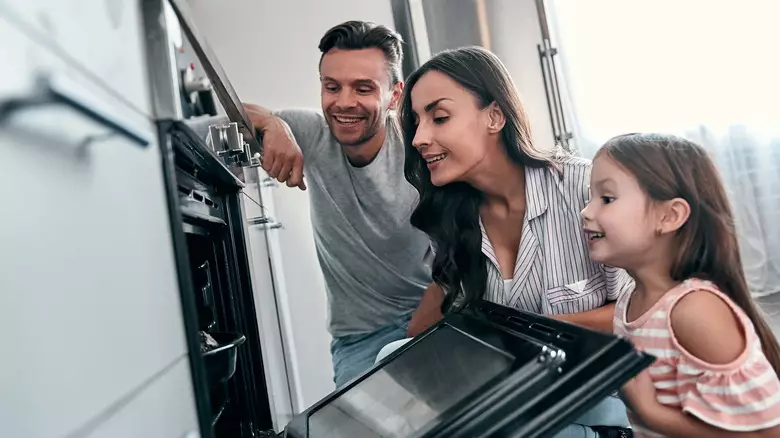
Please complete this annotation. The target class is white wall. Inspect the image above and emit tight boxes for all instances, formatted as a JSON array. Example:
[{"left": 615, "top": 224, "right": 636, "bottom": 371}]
[
  {"left": 187, "top": 0, "right": 395, "bottom": 411},
  {"left": 410, "top": 0, "right": 555, "bottom": 151},
  {"left": 485, "top": 0, "right": 556, "bottom": 151}
]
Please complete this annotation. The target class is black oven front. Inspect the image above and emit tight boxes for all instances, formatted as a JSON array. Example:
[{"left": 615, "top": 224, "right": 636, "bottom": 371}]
[{"left": 158, "top": 119, "right": 275, "bottom": 438}]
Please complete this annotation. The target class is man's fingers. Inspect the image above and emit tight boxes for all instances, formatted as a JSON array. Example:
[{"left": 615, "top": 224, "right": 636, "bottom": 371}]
[
  {"left": 268, "top": 156, "right": 284, "bottom": 178},
  {"left": 287, "top": 158, "right": 304, "bottom": 187},
  {"left": 262, "top": 148, "right": 276, "bottom": 173},
  {"left": 277, "top": 159, "right": 294, "bottom": 183}
]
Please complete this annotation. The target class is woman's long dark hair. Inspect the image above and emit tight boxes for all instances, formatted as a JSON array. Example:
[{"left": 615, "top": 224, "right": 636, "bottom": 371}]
[
  {"left": 400, "top": 46, "right": 555, "bottom": 312},
  {"left": 599, "top": 133, "right": 780, "bottom": 374}
]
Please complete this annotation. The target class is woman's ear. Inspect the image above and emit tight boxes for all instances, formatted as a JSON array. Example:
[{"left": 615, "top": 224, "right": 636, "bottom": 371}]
[
  {"left": 486, "top": 102, "right": 506, "bottom": 134},
  {"left": 659, "top": 198, "right": 691, "bottom": 235}
]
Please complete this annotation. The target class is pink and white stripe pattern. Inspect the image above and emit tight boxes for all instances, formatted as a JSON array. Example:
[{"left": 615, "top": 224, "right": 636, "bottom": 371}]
[{"left": 614, "top": 279, "right": 780, "bottom": 437}]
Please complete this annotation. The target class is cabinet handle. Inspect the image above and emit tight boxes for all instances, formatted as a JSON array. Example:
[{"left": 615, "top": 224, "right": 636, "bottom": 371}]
[
  {"left": 247, "top": 216, "right": 283, "bottom": 230},
  {"left": 0, "top": 74, "right": 149, "bottom": 148}
]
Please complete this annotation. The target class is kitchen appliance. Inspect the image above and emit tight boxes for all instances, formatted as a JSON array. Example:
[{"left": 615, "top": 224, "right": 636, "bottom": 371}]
[
  {"left": 283, "top": 300, "right": 654, "bottom": 438},
  {"left": 142, "top": 0, "right": 281, "bottom": 433},
  {"left": 156, "top": 117, "right": 275, "bottom": 436}
]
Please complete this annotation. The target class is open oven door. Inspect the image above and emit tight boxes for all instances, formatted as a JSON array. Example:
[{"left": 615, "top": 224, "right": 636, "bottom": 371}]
[{"left": 282, "top": 300, "right": 654, "bottom": 438}]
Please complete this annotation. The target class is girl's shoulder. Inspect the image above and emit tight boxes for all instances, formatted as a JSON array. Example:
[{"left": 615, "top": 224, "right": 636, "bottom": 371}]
[
  {"left": 656, "top": 279, "right": 780, "bottom": 432},
  {"left": 665, "top": 279, "right": 760, "bottom": 370}
]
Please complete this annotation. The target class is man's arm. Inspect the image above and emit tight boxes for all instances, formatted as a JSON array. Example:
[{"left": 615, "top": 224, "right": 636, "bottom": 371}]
[
  {"left": 243, "top": 103, "right": 306, "bottom": 190},
  {"left": 553, "top": 302, "right": 615, "bottom": 333},
  {"left": 408, "top": 283, "right": 445, "bottom": 337}
]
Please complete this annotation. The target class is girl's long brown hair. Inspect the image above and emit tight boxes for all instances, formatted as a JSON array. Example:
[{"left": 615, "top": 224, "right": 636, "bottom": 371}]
[{"left": 598, "top": 133, "right": 780, "bottom": 374}]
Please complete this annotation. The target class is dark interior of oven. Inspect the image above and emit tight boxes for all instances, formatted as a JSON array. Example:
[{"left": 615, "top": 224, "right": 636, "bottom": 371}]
[{"left": 159, "top": 120, "right": 274, "bottom": 438}]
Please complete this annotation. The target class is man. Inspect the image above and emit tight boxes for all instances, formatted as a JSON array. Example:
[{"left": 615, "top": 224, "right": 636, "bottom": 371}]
[{"left": 243, "top": 21, "right": 431, "bottom": 388}]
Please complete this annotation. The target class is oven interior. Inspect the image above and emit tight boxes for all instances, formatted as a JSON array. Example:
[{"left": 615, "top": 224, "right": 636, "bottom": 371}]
[{"left": 161, "top": 119, "right": 275, "bottom": 437}]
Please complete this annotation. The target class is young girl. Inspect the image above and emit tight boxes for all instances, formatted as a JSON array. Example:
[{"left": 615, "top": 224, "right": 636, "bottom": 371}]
[{"left": 581, "top": 133, "right": 780, "bottom": 437}]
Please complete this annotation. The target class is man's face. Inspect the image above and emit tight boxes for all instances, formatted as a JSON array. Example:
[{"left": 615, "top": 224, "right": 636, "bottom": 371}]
[{"left": 320, "top": 48, "right": 402, "bottom": 146}]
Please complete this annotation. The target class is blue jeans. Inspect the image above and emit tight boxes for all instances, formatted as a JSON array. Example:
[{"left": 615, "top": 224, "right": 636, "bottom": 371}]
[
  {"left": 330, "top": 311, "right": 412, "bottom": 388},
  {"left": 552, "top": 395, "right": 629, "bottom": 437}
]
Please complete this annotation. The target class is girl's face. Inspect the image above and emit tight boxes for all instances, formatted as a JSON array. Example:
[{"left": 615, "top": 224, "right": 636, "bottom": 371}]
[
  {"left": 580, "top": 154, "right": 660, "bottom": 270},
  {"left": 409, "top": 71, "right": 500, "bottom": 187}
]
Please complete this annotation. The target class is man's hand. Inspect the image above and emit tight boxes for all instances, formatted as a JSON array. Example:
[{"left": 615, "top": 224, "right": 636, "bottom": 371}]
[{"left": 243, "top": 103, "right": 306, "bottom": 190}]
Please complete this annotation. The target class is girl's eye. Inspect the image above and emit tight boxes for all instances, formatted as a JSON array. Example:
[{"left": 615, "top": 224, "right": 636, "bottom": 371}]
[
  {"left": 433, "top": 116, "right": 449, "bottom": 124},
  {"left": 601, "top": 196, "right": 615, "bottom": 204}
]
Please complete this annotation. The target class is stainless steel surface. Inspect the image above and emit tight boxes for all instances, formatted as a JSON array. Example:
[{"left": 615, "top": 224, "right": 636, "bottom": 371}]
[
  {"left": 208, "top": 121, "right": 254, "bottom": 167},
  {"left": 247, "top": 216, "right": 283, "bottom": 230},
  {"left": 166, "top": 0, "right": 264, "bottom": 161},
  {"left": 182, "top": 66, "right": 212, "bottom": 95},
  {"left": 535, "top": 0, "right": 573, "bottom": 152},
  {"left": 141, "top": 0, "right": 184, "bottom": 120}
]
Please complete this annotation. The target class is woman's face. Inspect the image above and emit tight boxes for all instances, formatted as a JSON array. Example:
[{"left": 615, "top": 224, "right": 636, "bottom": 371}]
[{"left": 409, "top": 71, "right": 498, "bottom": 187}]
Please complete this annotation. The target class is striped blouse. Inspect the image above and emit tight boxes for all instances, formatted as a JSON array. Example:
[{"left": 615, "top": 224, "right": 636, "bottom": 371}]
[
  {"left": 479, "top": 156, "right": 633, "bottom": 314},
  {"left": 614, "top": 278, "right": 780, "bottom": 436}
]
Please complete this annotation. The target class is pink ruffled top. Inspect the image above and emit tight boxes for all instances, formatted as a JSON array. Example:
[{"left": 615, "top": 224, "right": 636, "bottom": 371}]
[{"left": 614, "top": 278, "right": 780, "bottom": 437}]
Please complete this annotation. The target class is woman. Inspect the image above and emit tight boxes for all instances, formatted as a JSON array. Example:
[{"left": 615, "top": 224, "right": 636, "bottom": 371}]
[{"left": 397, "top": 46, "right": 634, "bottom": 438}]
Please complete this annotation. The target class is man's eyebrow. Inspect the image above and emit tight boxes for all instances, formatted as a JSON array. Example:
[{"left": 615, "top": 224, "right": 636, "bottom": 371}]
[
  {"left": 353, "top": 79, "right": 379, "bottom": 87},
  {"left": 320, "top": 76, "right": 378, "bottom": 87}
]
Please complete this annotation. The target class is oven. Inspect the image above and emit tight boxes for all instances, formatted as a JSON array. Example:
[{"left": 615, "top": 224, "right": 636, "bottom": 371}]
[
  {"left": 142, "top": 0, "right": 279, "bottom": 436},
  {"left": 158, "top": 119, "right": 275, "bottom": 436}
]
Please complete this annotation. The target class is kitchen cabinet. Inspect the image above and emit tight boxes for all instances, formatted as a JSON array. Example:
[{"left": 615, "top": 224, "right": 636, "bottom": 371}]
[
  {"left": 0, "top": 10, "right": 198, "bottom": 438},
  {"left": 80, "top": 358, "right": 199, "bottom": 438},
  {"left": 0, "top": 0, "right": 153, "bottom": 115},
  {"left": 242, "top": 167, "right": 297, "bottom": 431}
]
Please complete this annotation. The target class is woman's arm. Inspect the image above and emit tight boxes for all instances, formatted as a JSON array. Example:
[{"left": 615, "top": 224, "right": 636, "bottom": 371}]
[{"left": 553, "top": 302, "right": 615, "bottom": 333}]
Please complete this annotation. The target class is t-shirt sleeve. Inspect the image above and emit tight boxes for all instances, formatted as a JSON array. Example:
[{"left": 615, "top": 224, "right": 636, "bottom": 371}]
[
  {"left": 272, "top": 108, "right": 329, "bottom": 162},
  {"left": 423, "top": 241, "right": 435, "bottom": 270}
]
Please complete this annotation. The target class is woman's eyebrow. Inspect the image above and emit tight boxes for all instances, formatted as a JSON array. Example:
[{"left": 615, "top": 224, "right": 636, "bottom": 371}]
[{"left": 424, "top": 97, "right": 453, "bottom": 112}]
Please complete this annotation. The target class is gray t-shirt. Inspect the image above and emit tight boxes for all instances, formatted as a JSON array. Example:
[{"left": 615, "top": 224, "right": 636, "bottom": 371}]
[{"left": 275, "top": 109, "right": 432, "bottom": 337}]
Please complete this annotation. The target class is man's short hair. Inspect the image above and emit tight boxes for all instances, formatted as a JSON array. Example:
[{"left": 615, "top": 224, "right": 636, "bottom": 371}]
[{"left": 319, "top": 20, "right": 404, "bottom": 85}]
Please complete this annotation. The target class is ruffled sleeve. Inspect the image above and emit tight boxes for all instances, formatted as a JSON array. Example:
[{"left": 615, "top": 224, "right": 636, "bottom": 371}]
[{"left": 676, "top": 345, "right": 780, "bottom": 431}]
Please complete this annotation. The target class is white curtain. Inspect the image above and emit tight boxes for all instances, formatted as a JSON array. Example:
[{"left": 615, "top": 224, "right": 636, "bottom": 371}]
[{"left": 545, "top": 0, "right": 780, "bottom": 331}]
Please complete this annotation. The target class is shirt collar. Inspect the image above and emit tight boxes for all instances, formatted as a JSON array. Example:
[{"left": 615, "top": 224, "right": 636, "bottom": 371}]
[
  {"left": 524, "top": 166, "right": 549, "bottom": 221},
  {"left": 479, "top": 165, "right": 551, "bottom": 250}
]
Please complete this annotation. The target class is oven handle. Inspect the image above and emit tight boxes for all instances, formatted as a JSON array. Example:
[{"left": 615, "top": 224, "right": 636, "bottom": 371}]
[
  {"left": 0, "top": 74, "right": 149, "bottom": 148},
  {"left": 247, "top": 215, "right": 283, "bottom": 230}
]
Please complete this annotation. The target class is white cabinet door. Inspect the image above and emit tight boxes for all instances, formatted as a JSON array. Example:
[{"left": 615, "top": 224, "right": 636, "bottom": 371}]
[
  {"left": 0, "top": 17, "right": 197, "bottom": 438},
  {"left": 241, "top": 169, "right": 296, "bottom": 430},
  {"left": 81, "top": 358, "right": 199, "bottom": 438},
  {"left": 0, "top": 0, "right": 153, "bottom": 115}
]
